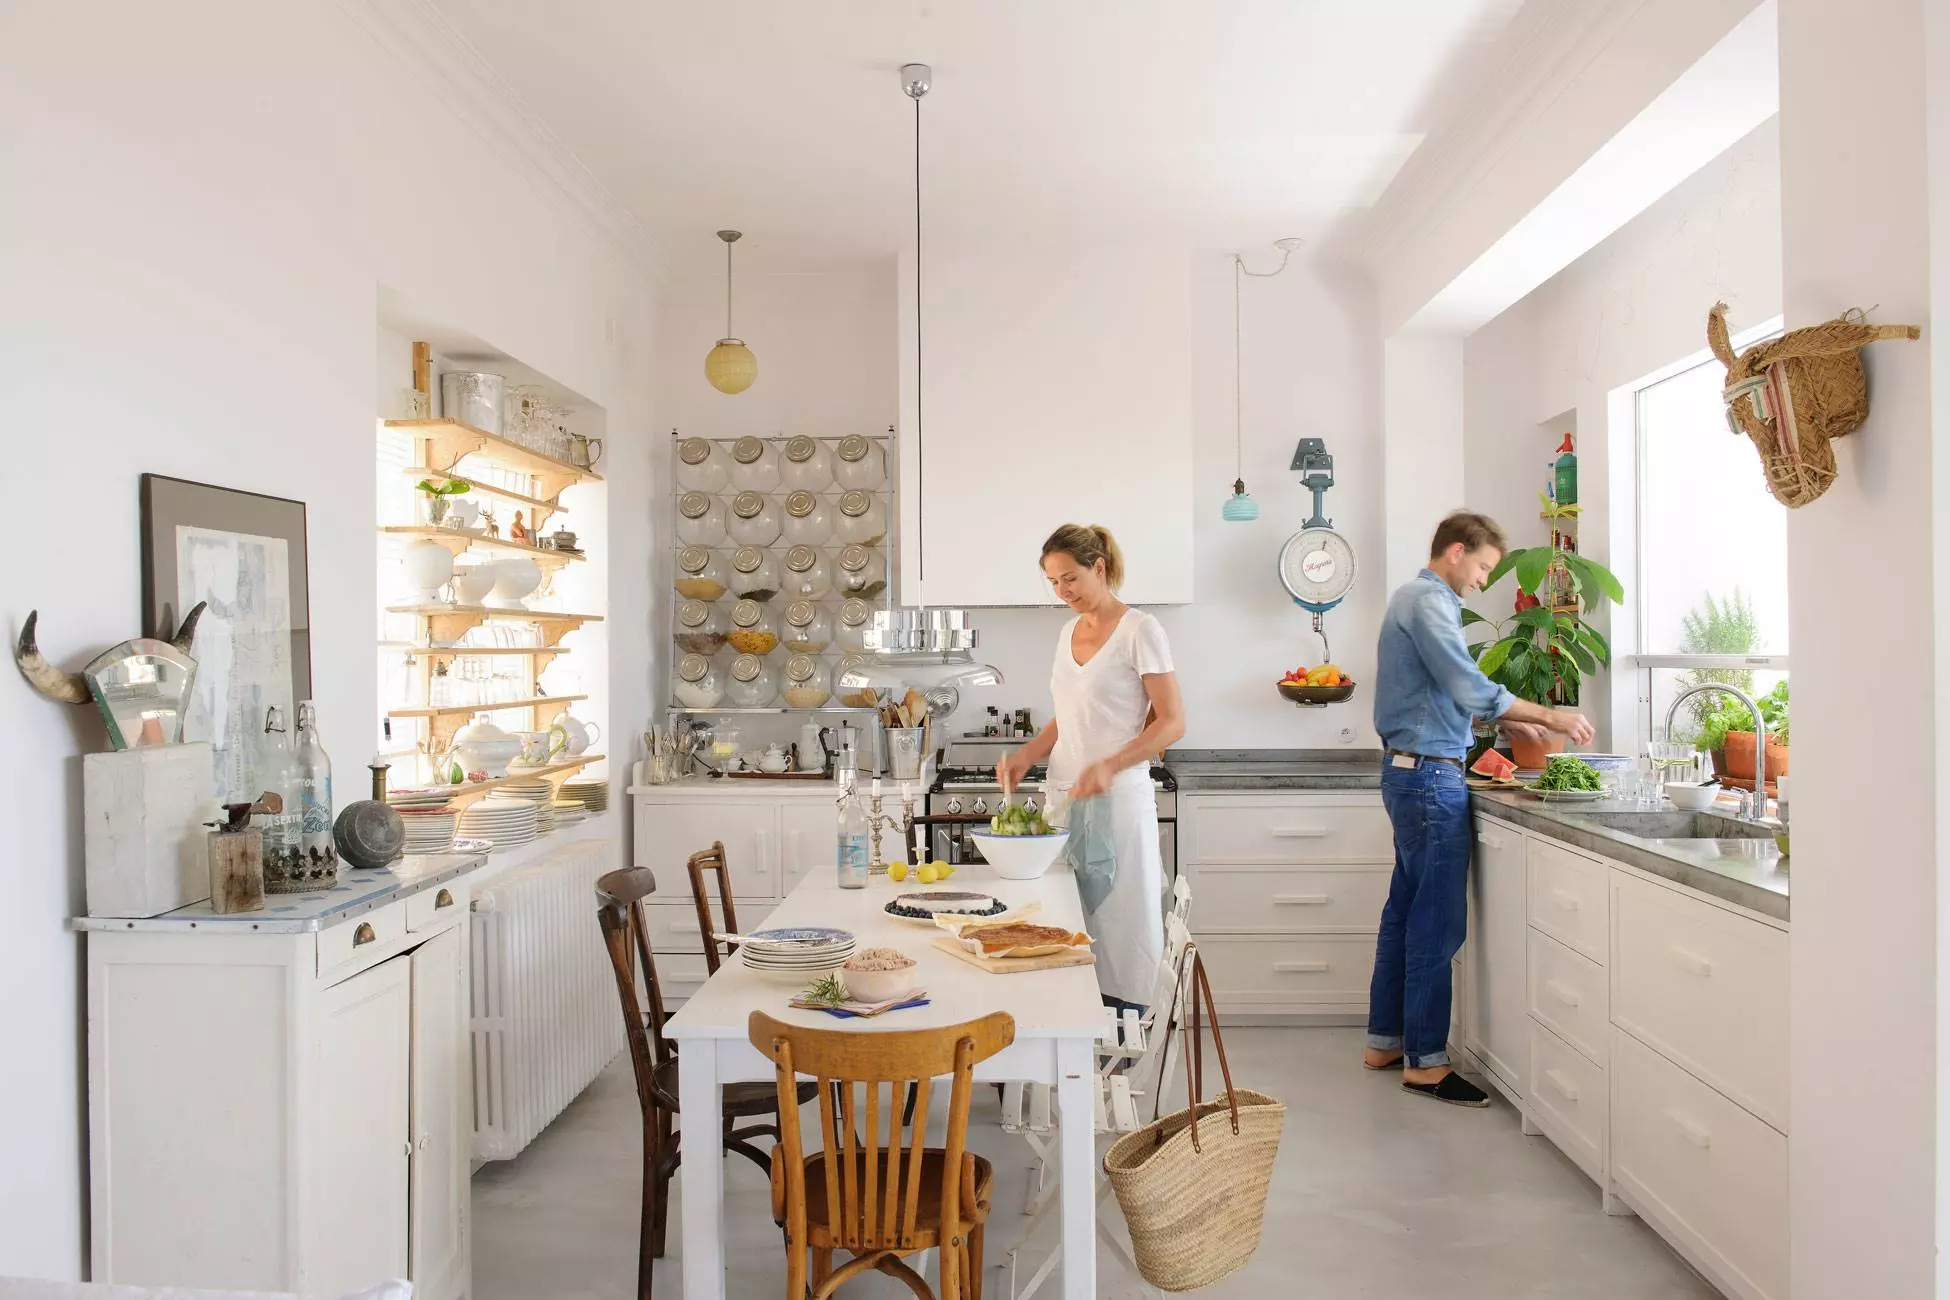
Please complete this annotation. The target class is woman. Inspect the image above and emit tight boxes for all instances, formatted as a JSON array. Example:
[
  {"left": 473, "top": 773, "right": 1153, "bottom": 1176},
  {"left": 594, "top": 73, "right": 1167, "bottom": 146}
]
[{"left": 998, "top": 524, "right": 1186, "bottom": 1011}]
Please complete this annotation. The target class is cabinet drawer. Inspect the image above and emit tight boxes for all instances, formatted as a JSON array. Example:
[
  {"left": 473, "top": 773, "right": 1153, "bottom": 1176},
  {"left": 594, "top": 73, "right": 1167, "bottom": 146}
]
[
  {"left": 1194, "top": 935, "right": 1375, "bottom": 1010},
  {"left": 1612, "top": 874, "right": 1787, "bottom": 1130},
  {"left": 1181, "top": 795, "right": 1391, "bottom": 866},
  {"left": 1525, "top": 838, "right": 1608, "bottom": 962},
  {"left": 318, "top": 900, "right": 408, "bottom": 979},
  {"left": 1527, "top": 1021, "right": 1606, "bottom": 1179},
  {"left": 1182, "top": 865, "right": 1390, "bottom": 933},
  {"left": 632, "top": 799, "right": 780, "bottom": 898},
  {"left": 645, "top": 899, "right": 774, "bottom": 963},
  {"left": 1613, "top": 1029, "right": 1787, "bottom": 1300},
  {"left": 1526, "top": 929, "right": 1607, "bottom": 1064},
  {"left": 405, "top": 881, "right": 468, "bottom": 932}
]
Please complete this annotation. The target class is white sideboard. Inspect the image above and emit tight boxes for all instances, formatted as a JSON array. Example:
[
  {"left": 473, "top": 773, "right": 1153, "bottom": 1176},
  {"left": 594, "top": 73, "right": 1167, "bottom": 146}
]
[
  {"left": 1177, "top": 791, "right": 1391, "bottom": 1022},
  {"left": 78, "top": 855, "right": 482, "bottom": 1299},
  {"left": 1461, "top": 812, "right": 1789, "bottom": 1300}
]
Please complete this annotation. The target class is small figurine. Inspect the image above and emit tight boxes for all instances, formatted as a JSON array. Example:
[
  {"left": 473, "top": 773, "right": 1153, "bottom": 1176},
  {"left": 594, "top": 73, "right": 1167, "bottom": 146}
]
[
  {"left": 511, "top": 510, "right": 528, "bottom": 543},
  {"left": 480, "top": 505, "right": 499, "bottom": 539}
]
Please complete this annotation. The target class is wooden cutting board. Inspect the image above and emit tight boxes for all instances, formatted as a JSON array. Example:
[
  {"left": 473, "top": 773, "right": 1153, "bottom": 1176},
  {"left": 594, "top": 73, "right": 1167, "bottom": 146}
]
[{"left": 932, "top": 936, "right": 1096, "bottom": 974}]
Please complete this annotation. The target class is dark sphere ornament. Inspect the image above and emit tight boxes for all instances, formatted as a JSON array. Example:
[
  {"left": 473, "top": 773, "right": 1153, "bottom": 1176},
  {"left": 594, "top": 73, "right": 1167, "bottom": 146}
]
[{"left": 334, "top": 800, "right": 405, "bottom": 869}]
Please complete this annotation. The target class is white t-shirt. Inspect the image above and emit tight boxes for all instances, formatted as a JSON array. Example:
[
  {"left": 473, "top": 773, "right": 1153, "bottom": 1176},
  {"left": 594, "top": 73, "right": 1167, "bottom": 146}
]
[{"left": 1048, "top": 608, "right": 1175, "bottom": 786}]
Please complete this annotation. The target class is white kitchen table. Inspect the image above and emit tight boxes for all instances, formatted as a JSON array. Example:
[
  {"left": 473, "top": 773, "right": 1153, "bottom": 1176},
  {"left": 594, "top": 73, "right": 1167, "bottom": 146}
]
[{"left": 664, "top": 861, "right": 1105, "bottom": 1300}]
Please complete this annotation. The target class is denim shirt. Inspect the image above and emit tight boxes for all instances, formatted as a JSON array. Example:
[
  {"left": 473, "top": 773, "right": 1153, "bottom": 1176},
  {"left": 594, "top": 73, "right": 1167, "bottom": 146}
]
[{"left": 1372, "top": 570, "right": 1515, "bottom": 760}]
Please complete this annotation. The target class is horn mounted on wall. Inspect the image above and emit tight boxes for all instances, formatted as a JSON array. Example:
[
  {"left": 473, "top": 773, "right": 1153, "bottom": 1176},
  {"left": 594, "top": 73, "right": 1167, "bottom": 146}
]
[{"left": 13, "top": 602, "right": 207, "bottom": 704}]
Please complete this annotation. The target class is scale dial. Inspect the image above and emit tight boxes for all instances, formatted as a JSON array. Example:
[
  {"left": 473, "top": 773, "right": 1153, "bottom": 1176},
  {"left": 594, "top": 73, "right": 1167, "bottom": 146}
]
[{"left": 1278, "top": 527, "right": 1357, "bottom": 611}]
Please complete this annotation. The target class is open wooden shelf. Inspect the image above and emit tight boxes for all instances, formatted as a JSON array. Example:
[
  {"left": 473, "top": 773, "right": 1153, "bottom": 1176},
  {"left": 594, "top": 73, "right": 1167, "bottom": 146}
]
[
  {"left": 387, "top": 418, "right": 601, "bottom": 503},
  {"left": 407, "top": 466, "right": 569, "bottom": 530},
  {"left": 381, "top": 525, "right": 584, "bottom": 569},
  {"left": 388, "top": 693, "right": 587, "bottom": 722},
  {"left": 412, "top": 753, "right": 608, "bottom": 810},
  {"left": 385, "top": 642, "right": 572, "bottom": 666},
  {"left": 387, "top": 603, "right": 603, "bottom": 648}
]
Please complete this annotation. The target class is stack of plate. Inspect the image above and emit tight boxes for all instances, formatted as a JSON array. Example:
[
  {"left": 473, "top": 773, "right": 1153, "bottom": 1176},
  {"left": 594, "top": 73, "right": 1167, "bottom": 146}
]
[
  {"left": 561, "top": 779, "right": 609, "bottom": 814},
  {"left": 551, "top": 800, "right": 588, "bottom": 829},
  {"left": 388, "top": 788, "right": 459, "bottom": 812},
  {"left": 497, "top": 780, "right": 555, "bottom": 805},
  {"left": 534, "top": 800, "right": 556, "bottom": 835},
  {"left": 737, "top": 927, "right": 857, "bottom": 980},
  {"left": 458, "top": 797, "right": 540, "bottom": 851},
  {"left": 397, "top": 807, "right": 458, "bottom": 855}
]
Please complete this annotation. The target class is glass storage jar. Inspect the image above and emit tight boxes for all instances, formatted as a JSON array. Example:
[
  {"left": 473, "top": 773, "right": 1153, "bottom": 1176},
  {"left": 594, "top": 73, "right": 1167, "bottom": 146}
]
[
  {"left": 727, "top": 436, "right": 782, "bottom": 493},
  {"left": 781, "top": 545, "right": 833, "bottom": 601},
  {"left": 833, "top": 434, "right": 887, "bottom": 490},
  {"left": 725, "top": 546, "right": 778, "bottom": 602},
  {"left": 781, "top": 600, "right": 833, "bottom": 654},
  {"left": 833, "top": 490, "right": 887, "bottom": 546},
  {"left": 781, "top": 654, "right": 831, "bottom": 709},
  {"left": 676, "top": 491, "right": 727, "bottom": 547},
  {"left": 726, "top": 491, "right": 783, "bottom": 548},
  {"left": 674, "top": 546, "right": 729, "bottom": 602},
  {"left": 674, "top": 599, "right": 729, "bottom": 656},
  {"left": 834, "top": 653, "right": 879, "bottom": 707},
  {"left": 672, "top": 653, "right": 726, "bottom": 709},
  {"left": 779, "top": 435, "right": 833, "bottom": 492},
  {"left": 726, "top": 599, "right": 780, "bottom": 657},
  {"left": 835, "top": 545, "right": 888, "bottom": 599},
  {"left": 725, "top": 653, "right": 777, "bottom": 707},
  {"left": 780, "top": 490, "right": 833, "bottom": 546},
  {"left": 836, "top": 598, "right": 874, "bottom": 652},
  {"left": 675, "top": 437, "right": 731, "bottom": 493}
]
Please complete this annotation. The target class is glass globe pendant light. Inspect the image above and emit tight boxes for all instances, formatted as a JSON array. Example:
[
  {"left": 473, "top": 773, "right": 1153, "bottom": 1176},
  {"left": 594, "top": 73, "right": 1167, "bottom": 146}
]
[
  {"left": 1224, "top": 253, "right": 1259, "bottom": 520},
  {"left": 703, "top": 230, "right": 757, "bottom": 395}
]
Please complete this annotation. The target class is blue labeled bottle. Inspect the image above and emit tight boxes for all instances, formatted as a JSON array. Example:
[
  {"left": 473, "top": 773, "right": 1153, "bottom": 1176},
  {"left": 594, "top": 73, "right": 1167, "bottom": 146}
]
[{"left": 836, "top": 779, "right": 870, "bottom": 889}]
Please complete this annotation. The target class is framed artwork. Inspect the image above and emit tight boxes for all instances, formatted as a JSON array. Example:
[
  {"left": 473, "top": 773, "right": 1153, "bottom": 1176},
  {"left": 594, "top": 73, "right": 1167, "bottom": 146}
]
[{"left": 140, "top": 474, "right": 312, "bottom": 802}]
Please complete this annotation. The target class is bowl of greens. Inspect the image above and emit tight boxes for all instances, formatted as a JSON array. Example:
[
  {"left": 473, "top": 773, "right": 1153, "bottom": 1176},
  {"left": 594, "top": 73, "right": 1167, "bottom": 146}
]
[
  {"left": 1522, "top": 754, "right": 1608, "bottom": 802},
  {"left": 970, "top": 803, "right": 1069, "bottom": 880}
]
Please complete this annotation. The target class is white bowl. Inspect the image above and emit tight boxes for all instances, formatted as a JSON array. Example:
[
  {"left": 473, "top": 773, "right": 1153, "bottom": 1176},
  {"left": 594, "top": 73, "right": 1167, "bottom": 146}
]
[
  {"left": 969, "top": 830, "right": 1071, "bottom": 880},
  {"left": 451, "top": 565, "right": 495, "bottom": 606},
  {"left": 488, "top": 556, "right": 543, "bottom": 609},
  {"left": 403, "top": 538, "right": 456, "bottom": 602},
  {"left": 841, "top": 962, "right": 920, "bottom": 1004},
  {"left": 1665, "top": 781, "right": 1722, "bottom": 811}
]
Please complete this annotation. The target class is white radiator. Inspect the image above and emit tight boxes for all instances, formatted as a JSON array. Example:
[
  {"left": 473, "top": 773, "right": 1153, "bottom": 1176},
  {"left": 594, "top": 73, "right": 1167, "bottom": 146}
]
[{"left": 469, "top": 841, "right": 625, "bottom": 1160}]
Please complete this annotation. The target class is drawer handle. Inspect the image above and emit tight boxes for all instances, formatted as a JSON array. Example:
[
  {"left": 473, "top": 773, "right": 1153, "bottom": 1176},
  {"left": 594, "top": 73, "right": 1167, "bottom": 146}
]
[
  {"left": 434, "top": 888, "right": 454, "bottom": 909},
  {"left": 1551, "top": 889, "right": 1580, "bottom": 912},
  {"left": 1665, "top": 1109, "right": 1713, "bottom": 1149},
  {"left": 1670, "top": 947, "right": 1713, "bottom": 977},
  {"left": 1544, "top": 1069, "right": 1580, "bottom": 1102},
  {"left": 1274, "top": 960, "right": 1329, "bottom": 973},
  {"left": 1476, "top": 832, "right": 1504, "bottom": 849},
  {"left": 1544, "top": 979, "right": 1581, "bottom": 1009},
  {"left": 1273, "top": 894, "right": 1331, "bottom": 907},
  {"left": 1272, "top": 827, "right": 1331, "bottom": 839},
  {"left": 353, "top": 922, "right": 377, "bottom": 948}
]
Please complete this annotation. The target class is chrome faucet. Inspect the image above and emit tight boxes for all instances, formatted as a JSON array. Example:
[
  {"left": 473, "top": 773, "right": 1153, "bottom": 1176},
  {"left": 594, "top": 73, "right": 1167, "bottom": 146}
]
[{"left": 1664, "top": 683, "right": 1769, "bottom": 821}]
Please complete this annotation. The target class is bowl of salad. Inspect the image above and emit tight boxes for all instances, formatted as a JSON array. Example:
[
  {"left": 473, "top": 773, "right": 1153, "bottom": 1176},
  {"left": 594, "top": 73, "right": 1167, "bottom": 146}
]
[
  {"left": 969, "top": 803, "right": 1070, "bottom": 880},
  {"left": 1522, "top": 754, "right": 1609, "bottom": 802}
]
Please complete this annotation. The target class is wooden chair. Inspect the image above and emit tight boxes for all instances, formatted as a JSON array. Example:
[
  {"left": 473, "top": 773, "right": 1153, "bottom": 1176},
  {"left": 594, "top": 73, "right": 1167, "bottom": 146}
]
[
  {"left": 749, "top": 1010, "right": 1016, "bottom": 1300},
  {"left": 685, "top": 841, "right": 739, "bottom": 975},
  {"left": 595, "top": 867, "right": 813, "bottom": 1300}
]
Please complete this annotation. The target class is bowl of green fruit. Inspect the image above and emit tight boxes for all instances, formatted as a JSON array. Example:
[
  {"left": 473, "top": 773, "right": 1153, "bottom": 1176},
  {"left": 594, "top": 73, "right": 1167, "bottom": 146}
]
[{"left": 970, "top": 804, "right": 1070, "bottom": 880}]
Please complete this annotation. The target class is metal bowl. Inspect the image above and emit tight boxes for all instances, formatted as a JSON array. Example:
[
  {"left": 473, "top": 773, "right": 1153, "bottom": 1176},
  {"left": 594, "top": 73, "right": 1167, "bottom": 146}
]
[{"left": 1277, "top": 682, "right": 1357, "bottom": 707}]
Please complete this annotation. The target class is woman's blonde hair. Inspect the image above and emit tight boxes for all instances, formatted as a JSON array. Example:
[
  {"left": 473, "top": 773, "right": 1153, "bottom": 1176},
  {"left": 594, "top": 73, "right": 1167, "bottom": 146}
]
[{"left": 1040, "top": 523, "right": 1125, "bottom": 589}]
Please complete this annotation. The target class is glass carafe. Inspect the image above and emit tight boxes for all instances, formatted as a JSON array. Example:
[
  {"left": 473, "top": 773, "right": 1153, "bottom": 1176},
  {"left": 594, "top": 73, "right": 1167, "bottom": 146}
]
[
  {"left": 779, "top": 435, "right": 833, "bottom": 492},
  {"left": 727, "top": 436, "right": 782, "bottom": 493}
]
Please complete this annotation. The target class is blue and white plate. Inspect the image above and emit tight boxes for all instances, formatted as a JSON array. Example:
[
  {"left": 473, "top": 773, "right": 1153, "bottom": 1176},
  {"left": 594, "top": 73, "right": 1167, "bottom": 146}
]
[{"left": 745, "top": 926, "right": 856, "bottom": 948}]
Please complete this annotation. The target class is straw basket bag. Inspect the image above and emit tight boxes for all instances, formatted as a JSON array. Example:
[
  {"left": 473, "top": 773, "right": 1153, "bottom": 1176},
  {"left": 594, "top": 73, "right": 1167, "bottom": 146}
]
[
  {"left": 1102, "top": 948, "right": 1285, "bottom": 1291},
  {"left": 1708, "top": 301, "right": 1919, "bottom": 508}
]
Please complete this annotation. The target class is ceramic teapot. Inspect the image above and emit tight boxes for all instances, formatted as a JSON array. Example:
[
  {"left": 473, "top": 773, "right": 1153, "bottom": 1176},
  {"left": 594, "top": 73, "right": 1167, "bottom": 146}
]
[
  {"left": 758, "top": 742, "right": 790, "bottom": 774},
  {"left": 551, "top": 711, "right": 602, "bottom": 757}
]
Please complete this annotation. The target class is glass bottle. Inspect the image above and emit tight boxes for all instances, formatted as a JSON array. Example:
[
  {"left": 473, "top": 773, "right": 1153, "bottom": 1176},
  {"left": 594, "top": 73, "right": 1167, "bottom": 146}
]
[
  {"left": 257, "top": 706, "right": 306, "bottom": 893},
  {"left": 833, "top": 434, "right": 886, "bottom": 490},
  {"left": 674, "top": 546, "right": 729, "bottom": 602},
  {"left": 675, "top": 436, "right": 730, "bottom": 493},
  {"left": 727, "top": 436, "right": 782, "bottom": 493},
  {"left": 729, "top": 546, "right": 782, "bottom": 602},
  {"left": 836, "top": 546, "right": 887, "bottom": 600},
  {"left": 780, "top": 490, "right": 833, "bottom": 546},
  {"left": 726, "top": 491, "right": 783, "bottom": 547},
  {"left": 726, "top": 599, "right": 780, "bottom": 657},
  {"left": 781, "top": 545, "right": 833, "bottom": 601},
  {"left": 674, "top": 599, "right": 729, "bottom": 656},
  {"left": 676, "top": 491, "right": 728, "bottom": 547},
  {"left": 672, "top": 653, "right": 726, "bottom": 710},
  {"left": 836, "top": 599, "right": 874, "bottom": 652},
  {"left": 779, "top": 435, "right": 834, "bottom": 491},
  {"left": 726, "top": 653, "right": 778, "bottom": 707},
  {"left": 833, "top": 490, "right": 888, "bottom": 546},
  {"left": 836, "top": 782, "right": 870, "bottom": 889},
  {"left": 835, "top": 653, "right": 876, "bottom": 708},
  {"left": 295, "top": 700, "right": 337, "bottom": 884},
  {"left": 781, "top": 653, "right": 832, "bottom": 709},
  {"left": 781, "top": 600, "right": 833, "bottom": 654}
]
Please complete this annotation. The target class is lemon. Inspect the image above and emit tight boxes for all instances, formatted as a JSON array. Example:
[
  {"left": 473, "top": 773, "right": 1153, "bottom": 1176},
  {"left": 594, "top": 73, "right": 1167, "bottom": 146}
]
[
  {"left": 936, "top": 861, "right": 956, "bottom": 879},
  {"left": 916, "top": 864, "right": 940, "bottom": 885},
  {"left": 886, "top": 861, "right": 909, "bottom": 882}
]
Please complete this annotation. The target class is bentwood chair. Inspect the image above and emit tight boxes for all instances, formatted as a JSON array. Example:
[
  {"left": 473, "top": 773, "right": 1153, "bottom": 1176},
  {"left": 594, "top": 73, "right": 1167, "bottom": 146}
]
[
  {"left": 749, "top": 1009, "right": 1016, "bottom": 1300},
  {"left": 685, "top": 841, "right": 740, "bottom": 974}
]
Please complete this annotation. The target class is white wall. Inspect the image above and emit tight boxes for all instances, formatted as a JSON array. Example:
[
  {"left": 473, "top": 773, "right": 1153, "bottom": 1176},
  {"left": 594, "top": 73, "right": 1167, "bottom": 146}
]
[
  {"left": 1462, "top": 119, "right": 1782, "bottom": 744},
  {"left": 1, "top": 0, "right": 658, "bottom": 1278}
]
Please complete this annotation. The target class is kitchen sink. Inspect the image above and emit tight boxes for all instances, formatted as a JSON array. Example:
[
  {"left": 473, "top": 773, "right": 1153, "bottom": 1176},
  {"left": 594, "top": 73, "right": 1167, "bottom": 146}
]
[{"left": 1562, "top": 810, "right": 1777, "bottom": 841}]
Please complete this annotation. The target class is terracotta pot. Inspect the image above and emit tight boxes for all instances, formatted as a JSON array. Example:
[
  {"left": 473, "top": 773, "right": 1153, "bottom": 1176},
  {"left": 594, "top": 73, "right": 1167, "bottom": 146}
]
[
  {"left": 1720, "top": 731, "right": 1789, "bottom": 793},
  {"left": 1508, "top": 731, "right": 1566, "bottom": 771}
]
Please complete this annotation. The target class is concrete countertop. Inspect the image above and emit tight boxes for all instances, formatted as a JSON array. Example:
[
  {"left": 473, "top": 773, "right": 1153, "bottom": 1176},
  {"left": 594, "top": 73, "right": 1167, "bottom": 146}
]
[
  {"left": 1166, "top": 749, "right": 1383, "bottom": 792},
  {"left": 1471, "top": 789, "right": 1789, "bottom": 923}
]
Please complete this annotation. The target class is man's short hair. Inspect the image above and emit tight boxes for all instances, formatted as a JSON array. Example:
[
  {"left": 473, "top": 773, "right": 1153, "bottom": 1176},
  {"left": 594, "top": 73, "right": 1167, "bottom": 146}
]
[{"left": 1429, "top": 510, "right": 1508, "bottom": 558}]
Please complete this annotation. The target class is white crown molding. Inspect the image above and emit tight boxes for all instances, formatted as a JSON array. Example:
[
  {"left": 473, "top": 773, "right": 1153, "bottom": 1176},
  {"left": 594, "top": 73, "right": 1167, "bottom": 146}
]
[{"left": 328, "top": 0, "right": 666, "bottom": 282}]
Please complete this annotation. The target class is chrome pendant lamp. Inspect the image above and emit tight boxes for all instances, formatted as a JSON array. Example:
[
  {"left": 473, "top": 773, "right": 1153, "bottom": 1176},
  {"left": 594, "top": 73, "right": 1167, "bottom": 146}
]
[{"left": 703, "top": 230, "right": 757, "bottom": 394}]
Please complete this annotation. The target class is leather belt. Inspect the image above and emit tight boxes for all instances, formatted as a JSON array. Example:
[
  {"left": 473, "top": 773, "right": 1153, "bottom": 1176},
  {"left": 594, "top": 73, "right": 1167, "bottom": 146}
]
[{"left": 1386, "top": 749, "right": 1463, "bottom": 770}]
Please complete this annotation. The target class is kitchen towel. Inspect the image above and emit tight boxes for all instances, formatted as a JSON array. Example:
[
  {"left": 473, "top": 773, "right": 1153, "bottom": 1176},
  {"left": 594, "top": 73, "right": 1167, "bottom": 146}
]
[{"left": 1061, "top": 794, "right": 1119, "bottom": 913}]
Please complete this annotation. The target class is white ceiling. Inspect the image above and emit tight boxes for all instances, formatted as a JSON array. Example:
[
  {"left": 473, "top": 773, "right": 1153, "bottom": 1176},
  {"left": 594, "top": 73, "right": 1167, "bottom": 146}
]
[{"left": 431, "top": 0, "right": 1525, "bottom": 272}]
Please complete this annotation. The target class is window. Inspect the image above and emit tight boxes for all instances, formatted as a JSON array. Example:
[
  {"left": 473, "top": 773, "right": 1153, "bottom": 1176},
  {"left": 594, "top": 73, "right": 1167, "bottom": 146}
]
[{"left": 1631, "top": 344, "right": 1789, "bottom": 750}]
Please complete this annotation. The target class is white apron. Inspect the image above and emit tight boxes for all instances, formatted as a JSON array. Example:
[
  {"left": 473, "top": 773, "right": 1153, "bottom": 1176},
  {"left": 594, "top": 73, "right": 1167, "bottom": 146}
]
[{"left": 1047, "top": 613, "right": 1170, "bottom": 1006}]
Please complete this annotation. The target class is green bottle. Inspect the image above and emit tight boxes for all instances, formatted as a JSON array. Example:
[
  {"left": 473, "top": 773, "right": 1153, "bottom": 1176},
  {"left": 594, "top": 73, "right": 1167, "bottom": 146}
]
[{"left": 1553, "top": 433, "right": 1578, "bottom": 506}]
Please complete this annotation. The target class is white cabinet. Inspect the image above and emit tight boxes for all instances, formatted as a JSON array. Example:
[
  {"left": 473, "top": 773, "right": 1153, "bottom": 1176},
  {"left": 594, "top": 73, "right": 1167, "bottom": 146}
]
[
  {"left": 1180, "top": 792, "right": 1389, "bottom": 1021},
  {"left": 1466, "top": 817, "right": 1528, "bottom": 1097},
  {"left": 83, "top": 864, "right": 476, "bottom": 1299}
]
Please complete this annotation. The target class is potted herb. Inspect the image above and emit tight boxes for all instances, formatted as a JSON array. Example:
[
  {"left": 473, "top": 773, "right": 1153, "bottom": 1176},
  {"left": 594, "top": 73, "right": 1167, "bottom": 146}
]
[
  {"left": 1463, "top": 522, "right": 1623, "bottom": 770},
  {"left": 1675, "top": 589, "right": 1761, "bottom": 732},
  {"left": 415, "top": 476, "right": 471, "bottom": 526},
  {"left": 1697, "top": 680, "right": 1789, "bottom": 794}
]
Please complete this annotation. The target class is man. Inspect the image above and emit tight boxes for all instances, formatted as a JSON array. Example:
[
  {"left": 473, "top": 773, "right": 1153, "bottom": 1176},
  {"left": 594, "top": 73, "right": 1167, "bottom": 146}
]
[{"left": 1365, "top": 511, "right": 1594, "bottom": 1107}]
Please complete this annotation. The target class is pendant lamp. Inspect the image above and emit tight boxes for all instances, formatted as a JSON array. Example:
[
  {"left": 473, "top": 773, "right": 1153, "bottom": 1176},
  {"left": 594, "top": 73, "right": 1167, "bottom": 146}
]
[
  {"left": 704, "top": 230, "right": 757, "bottom": 395},
  {"left": 1223, "top": 238, "right": 1303, "bottom": 521}
]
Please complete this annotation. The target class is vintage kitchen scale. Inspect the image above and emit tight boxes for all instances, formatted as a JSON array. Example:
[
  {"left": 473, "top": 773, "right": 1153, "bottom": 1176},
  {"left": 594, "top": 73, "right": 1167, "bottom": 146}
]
[{"left": 1276, "top": 438, "right": 1357, "bottom": 707}]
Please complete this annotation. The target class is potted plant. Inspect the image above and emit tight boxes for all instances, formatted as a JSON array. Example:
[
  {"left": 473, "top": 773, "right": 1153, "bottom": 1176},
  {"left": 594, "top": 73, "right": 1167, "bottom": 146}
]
[
  {"left": 1463, "top": 514, "right": 1624, "bottom": 770},
  {"left": 416, "top": 476, "right": 471, "bottom": 526},
  {"left": 1675, "top": 589, "right": 1761, "bottom": 733},
  {"left": 1696, "top": 680, "right": 1789, "bottom": 793}
]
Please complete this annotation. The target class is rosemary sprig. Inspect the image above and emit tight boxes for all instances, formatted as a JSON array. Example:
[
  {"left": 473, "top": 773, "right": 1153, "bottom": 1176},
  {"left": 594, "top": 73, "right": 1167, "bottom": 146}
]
[{"left": 801, "top": 972, "right": 848, "bottom": 1006}]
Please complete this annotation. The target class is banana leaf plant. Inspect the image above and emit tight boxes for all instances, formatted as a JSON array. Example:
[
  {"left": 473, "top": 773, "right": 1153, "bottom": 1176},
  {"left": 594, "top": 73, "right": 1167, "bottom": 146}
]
[{"left": 1463, "top": 544, "right": 1623, "bottom": 707}]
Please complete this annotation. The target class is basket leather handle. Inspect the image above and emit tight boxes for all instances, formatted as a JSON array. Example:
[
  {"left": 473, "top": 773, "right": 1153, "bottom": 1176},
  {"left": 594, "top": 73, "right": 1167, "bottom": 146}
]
[{"left": 1174, "top": 947, "right": 1242, "bottom": 1154}]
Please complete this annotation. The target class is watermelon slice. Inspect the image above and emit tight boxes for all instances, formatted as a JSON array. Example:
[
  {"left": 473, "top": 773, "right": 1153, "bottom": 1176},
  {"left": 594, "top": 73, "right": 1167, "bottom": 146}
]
[{"left": 1471, "top": 749, "right": 1518, "bottom": 781}]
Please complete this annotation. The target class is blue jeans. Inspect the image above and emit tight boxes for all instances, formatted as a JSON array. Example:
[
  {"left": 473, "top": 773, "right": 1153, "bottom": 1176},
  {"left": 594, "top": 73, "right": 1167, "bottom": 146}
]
[{"left": 1367, "top": 759, "right": 1471, "bottom": 1069}]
